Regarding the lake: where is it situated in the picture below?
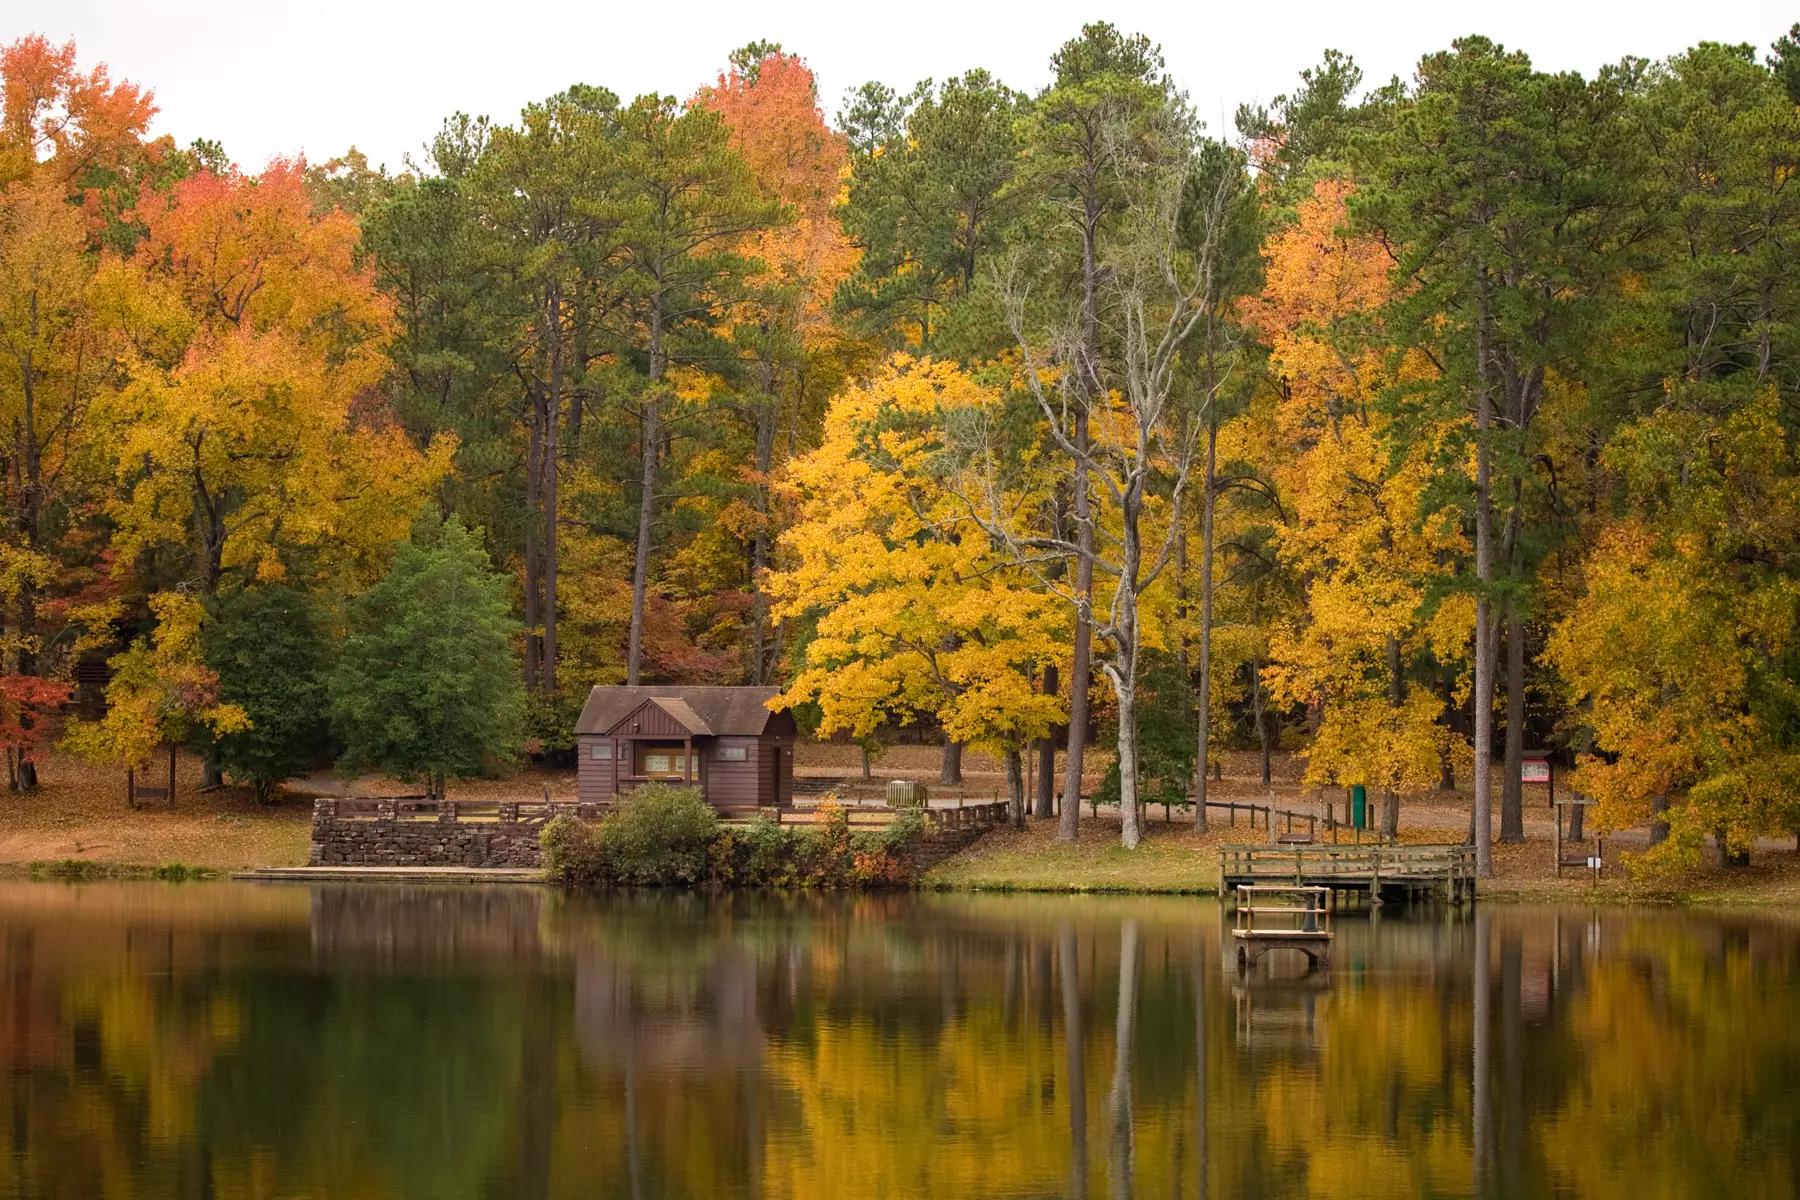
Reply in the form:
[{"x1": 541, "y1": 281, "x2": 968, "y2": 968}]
[{"x1": 0, "y1": 883, "x2": 1794, "y2": 1199}]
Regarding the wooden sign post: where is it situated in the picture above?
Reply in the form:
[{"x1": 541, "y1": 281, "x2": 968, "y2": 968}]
[
  {"x1": 1554, "y1": 797, "x2": 1598, "y2": 879},
  {"x1": 1522, "y1": 751, "x2": 1554, "y2": 806}
]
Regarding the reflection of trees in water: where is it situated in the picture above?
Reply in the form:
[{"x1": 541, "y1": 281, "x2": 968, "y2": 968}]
[
  {"x1": 310, "y1": 883, "x2": 546, "y2": 967},
  {"x1": 1106, "y1": 919, "x2": 1139, "y2": 1200},
  {"x1": 0, "y1": 885, "x2": 1797, "y2": 1198}
]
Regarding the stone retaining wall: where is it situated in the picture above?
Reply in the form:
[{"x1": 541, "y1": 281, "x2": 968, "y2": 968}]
[
  {"x1": 309, "y1": 799, "x2": 544, "y2": 868},
  {"x1": 308, "y1": 798, "x2": 1012, "y2": 872}
]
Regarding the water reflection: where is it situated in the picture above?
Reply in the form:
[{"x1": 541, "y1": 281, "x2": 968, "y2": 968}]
[{"x1": 0, "y1": 884, "x2": 1795, "y2": 1199}]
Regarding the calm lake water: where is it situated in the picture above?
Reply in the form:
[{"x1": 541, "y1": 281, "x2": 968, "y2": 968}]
[{"x1": 0, "y1": 883, "x2": 1795, "y2": 1199}]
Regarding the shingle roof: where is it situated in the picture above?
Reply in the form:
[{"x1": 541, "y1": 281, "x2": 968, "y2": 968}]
[{"x1": 574, "y1": 686, "x2": 783, "y2": 737}]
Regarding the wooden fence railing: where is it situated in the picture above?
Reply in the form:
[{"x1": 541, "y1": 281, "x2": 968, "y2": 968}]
[
  {"x1": 1202, "y1": 799, "x2": 1392, "y2": 845},
  {"x1": 314, "y1": 797, "x2": 1014, "y2": 836}
]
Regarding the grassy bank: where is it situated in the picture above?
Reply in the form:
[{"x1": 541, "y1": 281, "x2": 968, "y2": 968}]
[{"x1": 922, "y1": 805, "x2": 1800, "y2": 905}]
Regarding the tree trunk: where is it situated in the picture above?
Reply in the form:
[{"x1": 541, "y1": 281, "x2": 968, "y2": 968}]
[
  {"x1": 1649, "y1": 792, "x2": 1669, "y2": 845},
  {"x1": 1439, "y1": 668, "x2": 1457, "y2": 790},
  {"x1": 627, "y1": 292, "x2": 663, "y2": 686},
  {"x1": 542, "y1": 284, "x2": 562, "y2": 694},
  {"x1": 1116, "y1": 661, "x2": 1142, "y2": 851},
  {"x1": 1192, "y1": 419, "x2": 1216, "y2": 831},
  {"x1": 1006, "y1": 748, "x2": 1025, "y2": 830},
  {"x1": 860, "y1": 744, "x2": 871, "y2": 780},
  {"x1": 523, "y1": 383, "x2": 543, "y2": 692},
  {"x1": 748, "y1": 356, "x2": 779, "y2": 684},
  {"x1": 1472, "y1": 282, "x2": 1497, "y2": 878},
  {"x1": 1060, "y1": 410, "x2": 1093, "y2": 843},
  {"x1": 939, "y1": 740, "x2": 963, "y2": 786},
  {"x1": 1500, "y1": 607, "x2": 1526, "y2": 843},
  {"x1": 1035, "y1": 664, "x2": 1058, "y2": 819},
  {"x1": 1383, "y1": 635, "x2": 1403, "y2": 840},
  {"x1": 1062, "y1": 174, "x2": 1103, "y2": 846}
]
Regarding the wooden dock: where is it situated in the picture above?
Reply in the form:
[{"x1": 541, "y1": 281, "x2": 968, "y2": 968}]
[
  {"x1": 1218, "y1": 843, "x2": 1476, "y2": 905},
  {"x1": 1232, "y1": 885, "x2": 1333, "y2": 971}
]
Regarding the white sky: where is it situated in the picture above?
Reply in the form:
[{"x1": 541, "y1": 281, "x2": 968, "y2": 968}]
[{"x1": 7, "y1": 0, "x2": 1794, "y2": 173}]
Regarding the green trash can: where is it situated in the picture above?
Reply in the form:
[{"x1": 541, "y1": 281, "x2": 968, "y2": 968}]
[{"x1": 1351, "y1": 784, "x2": 1367, "y2": 829}]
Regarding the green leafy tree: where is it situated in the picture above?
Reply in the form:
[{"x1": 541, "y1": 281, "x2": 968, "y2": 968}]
[
  {"x1": 603, "y1": 95, "x2": 782, "y2": 686},
  {"x1": 836, "y1": 70, "x2": 1027, "y2": 355},
  {"x1": 204, "y1": 585, "x2": 334, "y2": 804},
  {"x1": 330, "y1": 518, "x2": 524, "y2": 797},
  {"x1": 1352, "y1": 38, "x2": 1627, "y2": 872}
]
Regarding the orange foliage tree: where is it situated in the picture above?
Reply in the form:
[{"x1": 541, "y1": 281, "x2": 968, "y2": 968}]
[
  {"x1": 94, "y1": 159, "x2": 452, "y2": 597},
  {"x1": 697, "y1": 46, "x2": 860, "y2": 683}
]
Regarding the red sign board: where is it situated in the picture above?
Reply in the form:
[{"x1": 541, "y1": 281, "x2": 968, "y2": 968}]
[{"x1": 1522, "y1": 758, "x2": 1551, "y2": 784}]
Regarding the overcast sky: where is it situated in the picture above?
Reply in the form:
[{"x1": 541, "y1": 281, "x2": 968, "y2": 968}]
[{"x1": 9, "y1": 1, "x2": 1794, "y2": 173}]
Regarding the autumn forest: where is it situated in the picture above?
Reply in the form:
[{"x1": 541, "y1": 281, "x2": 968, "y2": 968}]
[{"x1": 3, "y1": 24, "x2": 1799, "y2": 878}]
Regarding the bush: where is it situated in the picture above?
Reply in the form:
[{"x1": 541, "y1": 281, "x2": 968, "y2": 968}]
[
  {"x1": 544, "y1": 784, "x2": 720, "y2": 887},
  {"x1": 739, "y1": 812, "x2": 798, "y2": 886},
  {"x1": 543, "y1": 791, "x2": 932, "y2": 890},
  {"x1": 541, "y1": 813, "x2": 607, "y2": 884},
  {"x1": 599, "y1": 784, "x2": 718, "y2": 885}
]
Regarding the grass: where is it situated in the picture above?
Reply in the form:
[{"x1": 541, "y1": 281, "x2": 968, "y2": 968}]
[
  {"x1": 923, "y1": 813, "x2": 1232, "y2": 893},
  {"x1": 924, "y1": 803, "x2": 1800, "y2": 905}
]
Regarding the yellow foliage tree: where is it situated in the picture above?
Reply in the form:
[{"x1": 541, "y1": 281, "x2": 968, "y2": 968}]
[
  {"x1": 1547, "y1": 393, "x2": 1800, "y2": 868},
  {"x1": 92, "y1": 159, "x2": 452, "y2": 595},
  {"x1": 64, "y1": 590, "x2": 248, "y2": 771},
  {"x1": 769, "y1": 355, "x2": 1065, "y2": 820},
  {"x1": 1248, "y1": 180, "x2": 1466, "y2": 833}
]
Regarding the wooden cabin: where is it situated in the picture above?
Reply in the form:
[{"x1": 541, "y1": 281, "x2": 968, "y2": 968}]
[{"x1": 574, "y1": 686, "x2": 796, "y2": 810}]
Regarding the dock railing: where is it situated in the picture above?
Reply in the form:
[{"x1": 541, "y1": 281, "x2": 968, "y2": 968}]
[{"x1": 1219, "y1": 842, "x2": 1476, "y2": 904}]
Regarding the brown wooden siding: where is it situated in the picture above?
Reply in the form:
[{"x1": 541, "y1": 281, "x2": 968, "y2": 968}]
[
  {"x1": 605, "y1": 700, "x2": 697, "y2": 739},
  {"x1": 577, "y1": 733, "x2": 793, "y2": 810},
  {"x1": 577, "y1": 736, "x2": 618, "y2": 804},
  {"x1": 704, "y1": 737, "x2": 762, "y2": 807}
]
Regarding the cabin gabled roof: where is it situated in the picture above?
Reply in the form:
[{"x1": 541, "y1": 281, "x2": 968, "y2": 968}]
[{"x1": 575, "y1": 686, "x2": 783, "y2": 738}]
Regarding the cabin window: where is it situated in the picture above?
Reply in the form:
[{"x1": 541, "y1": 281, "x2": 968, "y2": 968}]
[
  {"x1": 590, "y1": 742, "x2": 613, "y2": 760},
  {"x1": 636, "y1": 744, "x2": 689, "y2": 776},
  {"x1": 717, "y1": 745, "x2": 747, "y2": 762}
]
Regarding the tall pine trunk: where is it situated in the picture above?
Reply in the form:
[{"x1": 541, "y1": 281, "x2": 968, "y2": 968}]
[
  {"x1": 748, "y1": 354, "x2": 778, "y2": 684},
  {"x1": 1061, "y1": 181, "x2": 1103, "y2": 845},
  {"x1": 1060, "y1": 409, "x2": 1093, "y2": 842},
  {"x1": 627, "y1": 291, "x2": 663, "y2": 686},
  {"x1": 542, "y1": 284, "x2": 561, "y2": 694},
  {"x1": 1006, "y1": 748, "x2": 1025, "y2": 830},
  {"x1": 1192, "y1": 419, "x2": 1216, "y2": 830},
  {"x1": 1500, "y1": 609, "x2": 1525, "y2": 843},
  {"x1": 1383, "y1": 634, "x2": 1403, "y2": 840},
  {"x1": 1035, "y1": 665, "x2": 1058, "y2": 819},
  {"x1": 523, "y1": 380, "x2": 543, "y2": 692},
  {"x1": 1472, "y1": 280, "x2": 1497, "y2": 877}
]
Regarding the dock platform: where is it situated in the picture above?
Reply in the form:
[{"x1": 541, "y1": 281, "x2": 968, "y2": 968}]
[
  {"x1": 1219, "y1": 843, "x2": 1476, "y2": 905},
  {"x1": 1232, "y1": 885, "x2": 1333, "y2": 971}
]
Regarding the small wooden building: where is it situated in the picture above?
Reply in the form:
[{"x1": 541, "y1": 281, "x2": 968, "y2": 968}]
[{"x1": 574, "y1": 686, "x2": 796, "y2": 810}]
